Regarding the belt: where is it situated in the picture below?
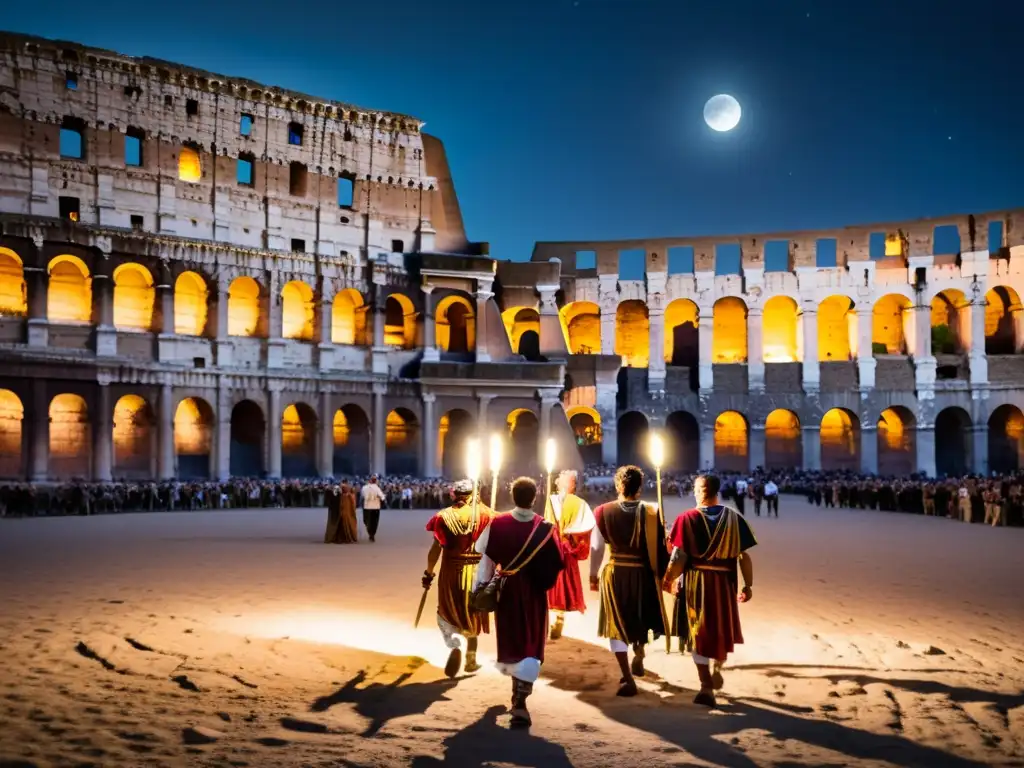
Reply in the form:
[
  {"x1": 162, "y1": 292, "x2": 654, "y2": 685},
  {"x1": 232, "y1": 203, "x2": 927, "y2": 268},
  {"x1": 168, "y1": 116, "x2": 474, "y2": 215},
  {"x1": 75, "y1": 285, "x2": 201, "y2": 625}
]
[
  {"x1": 691, "y1": 563, "x2": 731, "y2": 573},
  {"x1": 445, "y1": 553, "x2": 482, "y2": 564},
  {"x1": 609, "y1": 554, "x2": 644, "y2": 567}
]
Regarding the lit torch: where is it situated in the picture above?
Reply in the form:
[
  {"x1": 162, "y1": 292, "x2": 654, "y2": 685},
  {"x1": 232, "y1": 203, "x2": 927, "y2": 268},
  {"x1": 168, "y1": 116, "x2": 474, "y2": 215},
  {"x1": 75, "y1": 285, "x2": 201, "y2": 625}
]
[
  {"x1": 649, "y1": 431, "x2": 671, "y2": 653},
  {"x1": 489, "y1": 433, "x2": 503, "y2": 512}
]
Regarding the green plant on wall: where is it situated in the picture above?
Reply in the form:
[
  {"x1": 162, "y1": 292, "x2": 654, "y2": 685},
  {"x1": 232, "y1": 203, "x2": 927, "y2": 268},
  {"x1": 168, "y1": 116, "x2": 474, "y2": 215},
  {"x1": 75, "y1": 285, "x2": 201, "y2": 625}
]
[{"x1": 931, "y1": 324, "x2": 957, "y2": 354}]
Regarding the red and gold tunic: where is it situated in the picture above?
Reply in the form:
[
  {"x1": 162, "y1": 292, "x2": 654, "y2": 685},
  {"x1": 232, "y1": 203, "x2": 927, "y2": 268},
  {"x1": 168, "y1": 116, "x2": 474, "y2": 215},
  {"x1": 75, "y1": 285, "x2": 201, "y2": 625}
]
[
  {"x1": 545, "y1": 493, "x2": 595, "y2": 613},
  {"x1": 425, "y1": 500, "x2": 494, "y2": 637}
]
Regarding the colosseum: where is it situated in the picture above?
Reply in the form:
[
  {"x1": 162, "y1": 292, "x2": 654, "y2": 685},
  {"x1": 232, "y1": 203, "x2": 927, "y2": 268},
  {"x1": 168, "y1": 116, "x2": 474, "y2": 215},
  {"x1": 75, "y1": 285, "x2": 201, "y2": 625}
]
[{"x1": 1, "y1": 31, "x2": 1023, "y2": 483}]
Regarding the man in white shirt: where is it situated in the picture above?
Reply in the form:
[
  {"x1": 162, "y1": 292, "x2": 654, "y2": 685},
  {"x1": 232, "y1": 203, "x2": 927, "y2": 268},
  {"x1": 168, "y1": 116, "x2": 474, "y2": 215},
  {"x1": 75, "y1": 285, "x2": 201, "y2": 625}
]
[
  {"x1": 734, "y1": 477, "x2": 748, "y2": 517},
  {"x1": 764, "y1": 480, "x2": 779, "y2": 517},
  {"x1": 360, "y1": 475, "x2": 387, "y2": 542}
]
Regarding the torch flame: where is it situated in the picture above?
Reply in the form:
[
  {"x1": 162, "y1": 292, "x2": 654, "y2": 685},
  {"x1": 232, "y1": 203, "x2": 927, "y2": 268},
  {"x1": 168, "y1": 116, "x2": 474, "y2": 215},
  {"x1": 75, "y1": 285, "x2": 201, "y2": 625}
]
[
  {"x1": 650, "y1": 432, "x2": 665, "y2": 469},
  {"x1": 466, "y1": 438, "x2": 481, "y2": 481},
  {"x1": 489, "y1": 433, "x2": 503, "y2": 474},
  {"x1": 545, "y1": 437, "x2": 556, "y2": 474}
]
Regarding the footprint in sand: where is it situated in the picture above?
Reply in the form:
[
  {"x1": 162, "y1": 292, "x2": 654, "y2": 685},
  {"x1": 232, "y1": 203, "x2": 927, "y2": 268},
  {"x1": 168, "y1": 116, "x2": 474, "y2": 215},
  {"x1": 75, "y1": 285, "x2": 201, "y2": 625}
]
[
  {"x1": 182, "y1": 726, "x2": 223, "y2": 745},
  {"x1": 280, "y1": 717, "x2": 329, "y2": 734},
  {"x1": 255, "y1": 736, "x2": 290, "y2": 747}
]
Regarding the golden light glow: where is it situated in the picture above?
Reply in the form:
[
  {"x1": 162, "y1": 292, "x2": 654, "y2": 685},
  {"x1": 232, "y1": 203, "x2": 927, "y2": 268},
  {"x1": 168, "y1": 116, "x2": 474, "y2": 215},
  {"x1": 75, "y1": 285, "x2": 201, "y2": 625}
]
[
  {"x1": 178, "y1": 146, "x2": 202, "y2": 183},
  {"x1": 878, "y1": 407, "x2": 911, "y2": 453},
  {"x1": 664, "y1": 299, "x2": 699, "y2": 364},
  {"x1": 762, "y1": 296, "x2": 799, "y2": 363},
  {"x1": 872, "y1": 294, "x2": 911, "y2": 354},
  {"x1": 0, "y1": 247, "x2": 27, "y2": 317},
  {"x1": 385, "y1": 409, "x2": 415, "y2": 449},
  {"x1": 544, "y1": 437, "x2": 556, "y2": 474},
  {"x1": 930, "y1": 290, "x2": 965, "y2": 353},
  {"x1": 438, "y1": 410, "x2": 473, "y2": 471},
  {"x1": 333, "y1": 409, "x2": 350, "y2": 447},
  {"x1": 713, "y1": 410, "x2": 748, "y2": 471},
  {"x1": 174, "y1": 271, "x2": 208, "y2": 336},
  {"x1": 47, "y1": 255, "x2": 91, "y2": 324},
  {"x1": 566, "y1": 406, "x2": 602, "y2": 448},
  {"x1": 281, "y1": 280, "x2": 315, "y2": 341},
  {"x1": 818, "y1": 295, "x2": 855, "y2": 361},
  {"x1": 49, "y1": 393, "x2": 88, "y2": 459},
  {"x1": 884, "y1": 233, "x2": 903, "y2": 257},
  {"x1": 765, "y1": 409, "x2": 801, "y2": 470},
  {"x1": 615, "y1": 299, "x2": 650, "y2": 368},
  {"x1": 113, "y1": 394, "x2": 153, "y2": 471},
  {"x1": 489, "y1": 433, "x2": 503, "y2": 474},
  {"x1": 649, "y1": 432, "x2": 665, "y2": 468},
  {"x1": 436, "y1": 295, "x2": 476, "y2": 354},
  {"x1": 466, "y1": 437, "x2": 481, "y2": 481},
  {"x1": 712, "y1": 297, "x2": 748, "y2": 363},
  {"x1": 501, "y1": 307, "x2": 540, "y2": 354},
  {"x1": 820, "y1": 408, "x2": 859, "y2": 470},
  {"x1": 984, "y1": 286, "x2": 1018, "y2": 343},
  {"x1": 0, "y1": 389, "x2": 24, "y2": 477},
  {"x1": 174, "y1": 397, "x2": 213, "y2": 456},
  {"x1": 332, "y1": 288, "x2": 367, "y2": 345},
  {"x1": 560, "y1": 301, "x2": 600, "y2": 355},
  {"x1": 112, "y1": 262, "x2": 155, "y2": 331},
  {"x1": 384, "y1": 293, "x2": 417, "y2": 348},
  {"x1": 227, "y1": 276, "x2": 260, "y2": 337}
]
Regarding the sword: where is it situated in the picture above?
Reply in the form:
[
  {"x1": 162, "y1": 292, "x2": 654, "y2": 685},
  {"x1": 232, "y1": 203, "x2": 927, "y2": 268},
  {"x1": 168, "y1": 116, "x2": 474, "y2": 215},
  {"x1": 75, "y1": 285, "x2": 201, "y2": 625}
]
[{"x1": 414, "y1": 585, "x2": 430, "y2": 628}]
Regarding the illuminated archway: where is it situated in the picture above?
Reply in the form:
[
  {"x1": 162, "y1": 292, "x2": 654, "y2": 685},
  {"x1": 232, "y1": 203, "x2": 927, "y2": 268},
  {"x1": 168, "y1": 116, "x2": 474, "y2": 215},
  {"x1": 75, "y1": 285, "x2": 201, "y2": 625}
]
[
  {"x1": 49, "y1": 393, "x2": 90, "y2": 480},
  {"x1": 616, "y1": 411, "x2": 649, "y2": 468},
  {"x1": 503, "y1": 307, "x2": 541, "y2": 360},
  {"x1": 227, "y1": 276, "x2": 261, "y2": 337},
  {"x1": 935, "y1": 407, "x2": 972, "y2": 477},
  {"x1": 566, "y1": 406, "x2": 602, "y2": 466},
  {"x1": 985, "y1": 286, "x2": 1020, "y2": 355},
  {"x1": 174, "y1": 397, "x2": 214, "y2": 479},
  {"x1": 666, "y1": 411, "x2": 700, "y2": 473},
  {"x1": 930, "y1": 289, "x2": 966, "y2": 354},
  {"x1": 818, "y1": 295, "x2": 856, "y2": 361},
  {"x1": 439, "y1": 409, "x2": 475, "y2": 477},
  {"x1": 0, "y1": 389, "x2": 24, "y2": 478},
  {"x1": 174, "y1": 271, "x2": 208, "y2": 336},
  {"x1": 878, "y1": 406, "x2": 916, "y2": 477},
  {"x1": 386, "y1": 408, "x2": 419, "y2": 475},
  {"x1": 714, "y1": 411, "x2": 748, "y2": 472},
  {"x1": 615, "y1": 300, "x2": 650, "y2": 368},
  {"x1": 112, "y1": 262, "x2": 155, "y2": 331},
  {"x1": 178, "y1": 146, "x2": 202, "y2": 182},
  {"x1": 765, "y1": 409, "x2": 801, "y2": 470},
  {"x1": 664, "y1": 299, "x2": 699, "y2": 366},
  {"x1": 333, "y1": 404, "x2": 370, "y2": 476},
  {"x1": 560, "y1": 301, "x2": 600, "y2": 355},
  {"x1": 505, "y1": 408, "x2": 539, "y2": 472},
  {"x1": 384, "y1": 293, "x2": 417, "y2": 348},
  {"x1": 0, "y1": 247, "x2": 27, "y2": 317},
  {"x1": 281, "y1": 280, "x2": 315, "y2": 341},
  {"x1": 230, "y1": 400, "x2": 265, "y2": 477},
  {"x1": 762, "y1": 297, "x2": 800, "y2": 362},
  {"x1": 436, "y1": 295, "x2": 476, "y2": 355},
  {"x1": 47, "y1": 255, "x2": 91, "y2": 324},
  {"x1": 820, "y1": 408, "x2": 860, "y2": 472},
  {"x1": 332, "y1": 289, "x2": 368, "y2": 345},
  {"x1": 281, "y1": 402, "x2": 317, "y2": 477},
  {"x1": 712, "y1": 297, "x2": 747, "y2": 363},
  {"x1": 989, "y1": 404, "x2": 1024, "y2": 474},
  {"x1": 113, "y1": 394, "x2": 154, "y2": 477},
  {"x1": 872, "y1": 294, "x2": 911, "y2": 354}
]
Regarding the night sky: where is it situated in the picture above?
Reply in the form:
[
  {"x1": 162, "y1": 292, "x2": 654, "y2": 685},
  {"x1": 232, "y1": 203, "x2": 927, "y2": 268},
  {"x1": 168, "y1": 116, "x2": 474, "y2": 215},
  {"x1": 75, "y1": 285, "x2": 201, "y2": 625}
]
[{"x1": 5, "y1": 0, "x2": 1023, "y2": 261}]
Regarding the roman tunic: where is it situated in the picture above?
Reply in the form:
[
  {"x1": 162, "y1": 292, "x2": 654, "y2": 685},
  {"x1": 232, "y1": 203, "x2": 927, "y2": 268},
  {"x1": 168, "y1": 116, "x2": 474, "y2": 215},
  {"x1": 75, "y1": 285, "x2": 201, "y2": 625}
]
[
  {"x1": 668, "y1": 505, "x2": 757, "y2": 661},
  {"x1": 545, "y1": 492, "x2": 596, "y2": 613},
  {"x1": 591, "y1": 500, "x2": 669, "y2": 644},
  {"x1": 338, "y1": 486, "x2": 359, "y2": 543},
  {"x1": 425, "y1": 500, "x2": 493, "y2": 639}
]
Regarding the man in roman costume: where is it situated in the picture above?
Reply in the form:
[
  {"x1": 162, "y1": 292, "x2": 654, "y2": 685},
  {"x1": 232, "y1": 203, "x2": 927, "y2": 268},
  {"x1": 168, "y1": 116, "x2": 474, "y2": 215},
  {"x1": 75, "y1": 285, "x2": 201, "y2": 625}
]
[
  {"x1": 422, "y1": 479, "x2": 493, "y2": 678},
  {"x1": 545, "y1": 469, "x2": 596, "y2": 640},
  {"x1": 590, "y1": 465, "x2": 669, "y2": 697},
  {"x1": 663, "y1": 473, "x2": 756, "y2": 708}
]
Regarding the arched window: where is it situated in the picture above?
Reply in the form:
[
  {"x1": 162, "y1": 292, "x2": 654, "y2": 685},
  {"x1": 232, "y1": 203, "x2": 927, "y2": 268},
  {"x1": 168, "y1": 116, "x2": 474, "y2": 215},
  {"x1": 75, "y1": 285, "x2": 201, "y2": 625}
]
[
  {"x1": 47, "y1": 255, "x2": 92, "y2": 324},
  {"x1": 0, "y1": 248, "x2": 27, "y2": 317},
  {"x1": 227, "y1": 276, "x2": 260, "y2": 337},
  {"x1": 178, "y1": 146, "x2": 202, "y2": 183},
  {"x1": 174, "y1": 271, "x2": 208, "y2": 336},
  {"x1": 281, "y1": 280, "x2": 315, "y2": 341},
  {"x1": 112, "y1": 263, "x2": 155, "y2": 331}
]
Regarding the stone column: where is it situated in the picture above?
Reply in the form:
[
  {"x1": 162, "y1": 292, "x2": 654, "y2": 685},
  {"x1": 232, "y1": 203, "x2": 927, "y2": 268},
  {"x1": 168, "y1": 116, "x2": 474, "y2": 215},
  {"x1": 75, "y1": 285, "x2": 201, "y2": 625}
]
[
  {"x1": 422, "y1": 284, "x2": 438, "y2": 362},
  {"x1": 856, "y1": 307, "x2": 876, "y2": 389},
  {"x1": 213, "y1": 283, "x2": 233, "y2": 367},
  {"x1": 94, "y1": 272, "x2": 117, "y2": 357},
  {"x1": 600, "y1": 416, "x2": 617, "y2": 466},
  {"x1": 477, "y1": 394, "x2": 493, "y2": 435},
  {"x1": 972, "y1": 424, "x2": 989, "y2": 476},
  {"x1": 969, "y1": 298, "x2": 988, "y2": 384},
  {"x1": 372, "y1": 286, "x2": 386, "y2": 348},
  {"x1": 915, "y1": 426, "x2": 936, "y2": 477},
  {"x1": 801, "y1": 306, "x2": 820, "y2": 393},
  {"x1": 157, "y1": 282, "x2": 176, "y2": 362},
  {"x1": 747, "y1": 307, "x2": 765, "y2": 393},
  {"x1": 537, "y1": 285, "x2": 566, "y2": 358},
  {"x1": 371, "y1": 383, "x2": 386, "y2": 475},
  {"x1": 1012, "y1": 305, "x2": 1024, "y2": 353},
  {"x1": 700, "y1": 426, "x2": 715, "y2": 470},
  {"x1": 599, "y1": 275, "x2": 617, "y2": 356},
  {"x1": 30, "y1": 384, "x2": 49, "y2": 481},
  {"x1": 475, "y1": 279, "x2": 493, "y2": 363},
  {"x1": 318, "y1": 390, "x2": 333, "y2": 478},
  {"x1": 648, "y1": 307, "x2": 666, "y2": 394},
  {"x1": 537, "y1": 396, "x2": 556, "y2": 470},
  {"x1": 267, "y1": 387, "x2": 282, "y2": 480},
  {"x1": 748, "y1": 424, "x2": 766, "y2": 471},
  {"x1": 912, "y1": 301, "x2": 936, "y2": 391},
  {"x1": 698, "y1": 306, "x2": 714, "y2": 393},
  {"x1": 317, "y1": 295, "x2": 334, "y2": 372},
  {"x1": 802, "y1": 426, "x2": 821, "y2": 470},
  {"x1": 159, "y1": 381, "x2": 174, "y2": 480},
  {"x1": 267, "y1": 275, "x2": 285, "y2": 369},
  {"x1": 216, "y1": 389, "x2": 231, "y2": 481},
  {"x1": 26, "y1": 266, "x2": 48, "y2": 347},
  {"x1": 860, "y1": 425, "x2": 878, "y2": 475},
  {"x1": 421, "y1": 393, "x2": 440, "y2": 477},
  {"x1": 93, "y1": 382, "x2": 112, "y2": 481}
]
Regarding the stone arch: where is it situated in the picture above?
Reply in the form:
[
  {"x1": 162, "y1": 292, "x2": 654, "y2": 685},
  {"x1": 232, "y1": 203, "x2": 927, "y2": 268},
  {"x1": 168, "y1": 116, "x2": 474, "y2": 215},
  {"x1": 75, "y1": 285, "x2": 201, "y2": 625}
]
[
  {"x1": 566, "y1": 406, "x2": 602, "y2": 466},
  {"x1": 281, "y1": 280, "x2": 315, "y2": 341},
  {"x1": 439, "y1": 408, "x2": 475, "y2": 477},
  {"x1": 935, "y1": 407, "x2": 972, "y2": 477},
  {"x1": 878, "y1": 406, "x2": 916, "y2": 477},
  {"x1": 178, "y1": 145, "x2": 202, "y2": 182},
  {"x1": 615, "y1": 299, "x2": 650, "y2": 368},
  {"x1": 712, "y1": 297, "x2": 747, "y2": 363},
  {"x1": 665, "y1": 411, "x2": 700, "y2": 473},
  {"x1": 112, "y1": 262, "x2": 155, "y2": 331},
  {"x1": 174, "y1": 396, "x2": 214, "y2": 479},
  {"x1": 384, "y1": 293, "x2": 417, "y2": 348},
  {"x1": 664, "y1": 299, "x2": 699, "y2": 367},
  {"x1": 984, "y1": 285, "x2": 1020, "y2": 355},
  {"x1": 762, "y1": 296, "x2": 800, "y2": 362},
  {"x1": 616, "y1": 411, "x2": 649, "y2": 468},
  {"x1": 228, "y1": 276, "x2": 261, "y2": 337},
  {"x1": 174, "y1": 271, "x2": 208, "y2": 336},
  {"x1": 560, "y1": 301, "x2": 600, "y2": 355},
  {"x1": 714, "y1": 411, "x2": 748, "y2": 472},
  {"x1": 930, "y1": 289, "x2": 967, "y2": 354},
  {"x1": 0, "y1": 247, "x2": 27, "y2": 317},
  {"x1": 49, "y1": 393, "x2": 90, "y2": 480},
  {"x1": 988, "y1": 404, "x2": 1024, "y2": 474},
  {"x1": 503, "y1": 307, "x2": 541, "y2": 360},
  {"x1": 332, "y1": 288, "x2": 368, "y2": 345},
  {"x1": 48, "y1": 254, "x2": 92, "y2": 324},
  {"x1": 820, "y1": 408, "x2": 860, "y2": 472},
  {"x1": 764, "y1": 409, "x2": 801, "y2": 470},
  {"x1": 506, "y1": 408, "x2": 539, "y2": 472},
  {"x1": 818, "y1": 295, "x2": 856, "y2": 361},
  {"x1": 333, "y1": 404, "x2": 370, "y2": 476},
  {"x1": 230, "y1": 399, "x2": 265, "y2": 477},
  {"x1": 112, "y1": 394, "x2": 155, "y2": 478},
  {"x1": 281, "y1": 402, "x2": 317, "y2": 477},
  {"x1": 0, "y1": 388, "x2": 24, "y2": 478},
  {"x1": 436, "y1": 294, "x2": 475, "y2": 355},
  {"x1": 872, "y1": 294, "x2": 912, "y2": 354},
  {"x1": 386, "y1": 407, "x2": 419, "y2": 475}
]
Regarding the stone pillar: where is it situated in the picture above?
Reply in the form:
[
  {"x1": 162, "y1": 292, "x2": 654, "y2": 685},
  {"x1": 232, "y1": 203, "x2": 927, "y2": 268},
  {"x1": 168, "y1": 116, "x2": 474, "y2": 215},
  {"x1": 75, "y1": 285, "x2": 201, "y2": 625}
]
[
  {"x1": 317, "y1": 389, "x2": 333, "y2": 478},
  {"x1": 972, "y1": 424, "x2": 989, "y2": 476},
  {"x1": 421, "y1": 393, "x2": 440, "y2": 477},
  {"x1": 747, "y1": 307, "x2": 765, "y2": 393},
  {"x1": 1012, "y1": 305, "x2": 1024, "y2": 353},
  {"x1": 537, "y1": 285, "x2": 566, "y2": 358},
  {"x1": 915, "y1": 426, "x2": 936, "y2": 477},
  {"x1": 371, "y1": 383, "x2": 386, "y2": 475},
  {"x1": 157, "y1": 282, "x2": 176, "y2": 362},
  {"x1": 802, "y1": 426, "x2": 821, "y2": 470},
  {"x1": 30, "y1": 384, "x2": 49, "y2": 481},
  {"x1": 912, "y1": 301, "x2": 936, "y2": 391},
  {"x1": 538, "y1": 396, "x2": 555, "y2": 470},
  {"x1": 969, "y1": 299, "x2": 988, "y2": 384},
  {"x1": 477, "y1": 394, "x2": 493, "y2": 435},
  {"x1": 801, "y1": 306, "x2": 820, "y2": 393},
  {"x1": 648, "y1": 308, "x2": 666, "y2": 394},
  {"x1": 94, "y1": 272, "x2": 117, "y2": 357},
  {"x1": 267, "y1": 276, "x2": 285, "y2": 369},
  {"x1": 856, "y1": 307, "x2": 876, "y2": 389},
  {"x1": 700, "y1": 426, "x2": 715, "y2": 471},
  {"x1": 318, "y1": 295, "x2": 335, "y2": 372},
  {"x1": 372, "y1": 287, "x2": 386, "y2": 348},
  {"x1": 600, "y1": 417, "x2": 617, "y2": 466},
  {"x1": 216, "y1": 389, "x2": 231, "y2": 481},
  {"x1": 26, "y1": 266, "x2": 48, "y2": 347},
  {"x1": 267, "y1": 387, "x2": 282, "y2": 480},
  {"x1": 698, "y1": 306, "x2": 714, "y2": 392},
  {"x1": 422, "y1": 284, "x2": 438, "y2": 362},
  {"x1": 475, "y1": 280, "x2": 493, "y2": 363},
  {"x1": 599, "y1": 276, "x2": 617, "y2": 356},
  {"x1": 213, "y1": 284, "x2": 233, "y2": 367},
  {"x1": 93, "y1": 382, "x2": 112, "y2": 481},
  {"x1": 159, "y1": 381, "x2": 174, "y2": 480},
  {"x1": 860, "y1": 425, "x2": 878, "y2": 475},
  {"x1": 748, "y1": 424, "x2": 765, "y2": 471}
]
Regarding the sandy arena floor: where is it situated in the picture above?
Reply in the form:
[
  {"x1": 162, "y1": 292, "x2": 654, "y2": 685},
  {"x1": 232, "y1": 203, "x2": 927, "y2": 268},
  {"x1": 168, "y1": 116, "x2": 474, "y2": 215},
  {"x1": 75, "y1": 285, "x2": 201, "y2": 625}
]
[{"x1": 1, "y1": 496, "x2": 1022, "y2": 768}]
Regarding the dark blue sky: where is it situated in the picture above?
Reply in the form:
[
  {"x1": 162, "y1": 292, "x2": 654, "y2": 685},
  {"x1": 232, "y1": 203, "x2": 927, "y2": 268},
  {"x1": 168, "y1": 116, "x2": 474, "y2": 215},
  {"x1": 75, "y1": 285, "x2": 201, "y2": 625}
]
[{"x1": 5, "y1": 0, "x2": 1023, "y2": 260}]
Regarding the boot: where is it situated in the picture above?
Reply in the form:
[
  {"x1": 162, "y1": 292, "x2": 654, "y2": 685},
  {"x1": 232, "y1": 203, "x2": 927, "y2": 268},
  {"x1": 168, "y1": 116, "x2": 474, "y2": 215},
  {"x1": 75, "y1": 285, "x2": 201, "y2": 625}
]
[
  {"x1": 549, "y1": 613, "x2": 564, "y2": 641},
  {"x1": 444, "y1": 647, "x2": 462, "y2": 678},
  {"x1": 464, "y1": 638, "x2": 481, "y2": 674},
  {"x1": 510, "y1": 677, "x2": 533, "y2": 727},
  {"x1": 694, "y1": 663, "x2": 717, "y2": 708}
]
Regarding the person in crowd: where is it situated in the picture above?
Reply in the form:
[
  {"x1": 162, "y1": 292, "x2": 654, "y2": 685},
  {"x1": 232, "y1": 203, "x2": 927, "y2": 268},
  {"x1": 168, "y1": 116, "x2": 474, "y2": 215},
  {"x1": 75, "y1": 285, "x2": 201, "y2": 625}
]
[
  {"x1": 360, "y1": 475, "x2": 387, "y2": 542},
  {"x1": 544, "y1": 469, "x2": 596, "y2": 641},
  {"x1": 763, "y1": 478, "x2": 779, "y2": 517}
]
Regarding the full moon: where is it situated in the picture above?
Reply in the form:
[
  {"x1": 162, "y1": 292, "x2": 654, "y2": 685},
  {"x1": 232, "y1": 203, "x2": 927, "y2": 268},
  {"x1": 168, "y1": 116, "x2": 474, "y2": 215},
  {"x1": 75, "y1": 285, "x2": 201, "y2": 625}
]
[{"x1": 704, "y1": 94, "x2": 741, "y2": 132}]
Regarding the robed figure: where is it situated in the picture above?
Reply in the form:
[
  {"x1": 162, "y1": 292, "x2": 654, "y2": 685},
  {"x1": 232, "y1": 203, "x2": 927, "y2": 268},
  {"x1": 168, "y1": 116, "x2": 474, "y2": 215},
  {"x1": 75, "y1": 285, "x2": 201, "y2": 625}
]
[
  {"x1": 544, "y1": 469, "x2": 596, "y2": 640},
  {"x1": 324, "y1": 482, "x2": 359, "y2": 544}
]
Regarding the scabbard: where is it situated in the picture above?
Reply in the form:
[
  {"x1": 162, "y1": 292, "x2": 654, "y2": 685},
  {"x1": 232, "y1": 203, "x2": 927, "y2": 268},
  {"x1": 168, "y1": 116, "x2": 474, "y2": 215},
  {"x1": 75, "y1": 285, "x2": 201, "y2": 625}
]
[{"x1": 414, "y1": 586, "x2": 430, "y2": 628}]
